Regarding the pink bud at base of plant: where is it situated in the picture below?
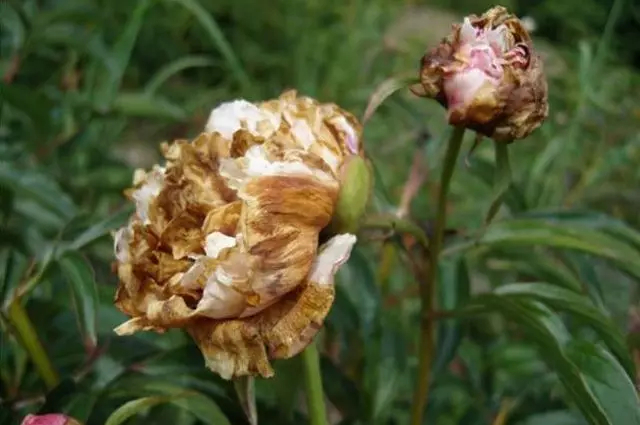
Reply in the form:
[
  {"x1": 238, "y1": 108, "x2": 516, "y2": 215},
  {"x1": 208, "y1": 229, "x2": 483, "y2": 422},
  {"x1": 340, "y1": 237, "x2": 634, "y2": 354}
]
[{"x1": 20, "y1": 414, "x2": 82, "y2": 425}]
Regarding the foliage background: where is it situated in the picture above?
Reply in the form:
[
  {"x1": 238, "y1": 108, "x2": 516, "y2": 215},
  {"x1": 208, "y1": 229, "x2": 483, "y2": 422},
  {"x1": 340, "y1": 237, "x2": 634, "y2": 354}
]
[{"x1": 1, "y1": 0, "x2": 640, "y2": 424}]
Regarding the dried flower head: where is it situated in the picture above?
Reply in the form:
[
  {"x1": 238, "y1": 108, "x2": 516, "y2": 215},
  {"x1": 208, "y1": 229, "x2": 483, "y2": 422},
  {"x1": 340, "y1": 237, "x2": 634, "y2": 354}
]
[
  {"x1": 112, "y1": 90, "x2": 363, "y2": 379},
  {"x1": 412, "y1": 6, "x2": 548, "y2": 142}
]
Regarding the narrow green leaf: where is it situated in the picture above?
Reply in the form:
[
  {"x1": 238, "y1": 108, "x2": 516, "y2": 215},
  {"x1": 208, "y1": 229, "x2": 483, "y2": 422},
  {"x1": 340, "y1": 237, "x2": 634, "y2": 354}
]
[
  {"x1": 58, "y1": 252, "x2": 98, "y2": 347},
  {"x1": 144, "y1": 55, "x2": 217, "y2": 95},
  {"x1": 105, "y1": 396, "x2": 173, "y2": 425},
  {"x1": 470, "y1": 295, "x2": 615, "y2": 425},
  {"x1": 68, "y1": 206, "x2": 133, "y2": 252},
  {"x1": 112, "y1": 92, "x2": 187, "y2": 120},
  {"x1": 560, "y1": 252, "x2": 606, "y2": 310},
  {"x1": 165, "y1": 0, "x2": 250, "y2": 89},
  {"x1": 0, "y1": 164, "x2": 76, "y2": 220},
  {"x1": 483, "y1": 249, "x2": 583, "y2": 292},
  {"x1": 495, "y1": 283, "x2": 635, "y2": 379},
  {"x1": 484, "y1": 141, "x2": 512, "y2": 224},
  {"x1": 92, "y1": 0, "x2": 152, "y2": 109},
  {"x1": 107, "y1": 377, "x2": 231, "y2": 424},
  {"x1": 566, "y1": 341, "x2": 640, "y2": 425},
  {"x1": 446, "y1": 218, "x2": 640, "y2": 281},
  {"x1": 169, "y1": 391, "x2": 231, "y2": 425},
  {"x1": 362, "y1": 74, "x2": 420, "y2": 123}
]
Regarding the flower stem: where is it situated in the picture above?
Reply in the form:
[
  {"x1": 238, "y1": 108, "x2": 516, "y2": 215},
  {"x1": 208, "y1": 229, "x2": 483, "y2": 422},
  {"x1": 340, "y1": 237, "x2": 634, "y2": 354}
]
[
  {"x1": 302, "y1": 342, "x2": 328, "y2": 425},
  {"x1": 8, "y1": 299, "x2": 60, "y2": 390},
  {"x1": 410, "y1": 126, "x2": 465, "y2": 425}
]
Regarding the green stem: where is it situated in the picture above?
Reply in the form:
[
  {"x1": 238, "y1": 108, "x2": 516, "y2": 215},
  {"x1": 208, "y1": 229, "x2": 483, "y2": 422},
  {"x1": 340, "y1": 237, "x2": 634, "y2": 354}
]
[
  {"x1": 410, "y1": 126, "x2": 465, "y2": 425},
  {"x1": 302, "y1": 342, "x2": 328, "y2": 425},
  {"x1": 8, "y1": 299, "x2": 60, "y2": 390}
]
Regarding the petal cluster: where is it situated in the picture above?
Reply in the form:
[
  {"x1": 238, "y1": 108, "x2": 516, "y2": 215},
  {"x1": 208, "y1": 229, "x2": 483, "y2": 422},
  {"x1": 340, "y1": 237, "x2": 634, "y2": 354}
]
[
  {"x1": 413, "y1": 6, "x2": 548, "y2": 142},
  {"x1": 113, "y1": 90, "x2": 360, "y2": 379}
]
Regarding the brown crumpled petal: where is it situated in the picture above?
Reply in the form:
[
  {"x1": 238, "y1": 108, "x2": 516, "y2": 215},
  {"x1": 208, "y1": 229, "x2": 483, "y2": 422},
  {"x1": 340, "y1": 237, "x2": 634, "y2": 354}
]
[
  {"x1": 112, "y1": 91, "x2": 360, "y2": 379},
  {"x1": 412, "y1": 6, "x2": 548, "y2": 142}
]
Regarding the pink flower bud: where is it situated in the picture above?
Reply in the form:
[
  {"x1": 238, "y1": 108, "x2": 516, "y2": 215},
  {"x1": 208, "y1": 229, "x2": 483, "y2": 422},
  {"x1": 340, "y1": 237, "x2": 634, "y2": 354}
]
[
  {"x1": 412, "y1": 6, "x2": 548, "y2": 142},
  {"x1": 20, "y1": 414, "x2": 82, "y2": 425}
]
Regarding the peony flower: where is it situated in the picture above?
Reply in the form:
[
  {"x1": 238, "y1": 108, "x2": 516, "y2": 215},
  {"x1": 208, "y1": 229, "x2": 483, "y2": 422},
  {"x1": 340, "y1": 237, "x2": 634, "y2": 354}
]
[
  {"x1": 412, "y1": 6, "x2": 548, "y2": 142},
  {"x1": 112, "y1": 90, "x2": 366, "y2": 379},
  {"x1": 20, "y1": 414, "x2": 82, "y2": 425}
]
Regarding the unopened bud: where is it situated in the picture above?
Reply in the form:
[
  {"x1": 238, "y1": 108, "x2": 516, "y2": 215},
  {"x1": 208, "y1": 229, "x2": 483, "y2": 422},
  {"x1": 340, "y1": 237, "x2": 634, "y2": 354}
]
[{"x1": 325, "y1": 154, "x2": 373, "y2": 236}]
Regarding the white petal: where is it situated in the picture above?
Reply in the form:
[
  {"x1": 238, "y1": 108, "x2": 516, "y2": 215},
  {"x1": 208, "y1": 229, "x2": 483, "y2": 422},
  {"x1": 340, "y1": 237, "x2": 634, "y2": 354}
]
[
  {"x1": 460, "y1": 17, "x2": 477, "y2": 43},
  {"x1": 113, "y1": 226, "x2": 131, "y2": 263},
  {"x1": 219, "y1": 145, "x2": 335, "y2": 192},
  {"x1": 131, "y1": 166, "x2": 165, "y2": 223},
  {"x1": 331, "y1": 115, "x2": 359, "y2": 154},
  {"x1": 205, "y1": 99, "x2": 280, "y2": 139},
  {"x1": 195, "y1": 265, "x2": 246, "y2": 319},
  {"x1": 309, "y1": 234, "x2": 357, "y2": 286},
  {"x1": 204, "y1": 232, "x2": 237, "y2": 258}
]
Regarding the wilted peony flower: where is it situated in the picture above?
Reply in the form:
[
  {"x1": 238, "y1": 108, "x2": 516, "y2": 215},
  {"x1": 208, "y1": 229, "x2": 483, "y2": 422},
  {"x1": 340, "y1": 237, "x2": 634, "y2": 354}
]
[
  {"x1": 412, "y1": 6, "x2": 548, "y2": 142},
  {"x1": 112, "y1": 90, "x2": 366, "y2": 379},
  {"x1": 20, "y1": 414, "x2": 82, "y2": 425}
]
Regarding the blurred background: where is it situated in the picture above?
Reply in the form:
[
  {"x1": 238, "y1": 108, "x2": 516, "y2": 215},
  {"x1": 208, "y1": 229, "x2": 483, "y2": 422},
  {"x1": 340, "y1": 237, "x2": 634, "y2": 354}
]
[{"x1": 1, "y1": 0, "x2": 640, "y2": 424}]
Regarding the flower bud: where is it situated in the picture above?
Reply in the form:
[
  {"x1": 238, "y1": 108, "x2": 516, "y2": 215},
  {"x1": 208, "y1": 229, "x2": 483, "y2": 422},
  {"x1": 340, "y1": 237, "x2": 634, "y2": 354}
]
[
  {"x1": 412, "y1": 6, "x2": 548, "y2": 142},
  {"x1": 20, "y1": 414, "x2": 82, "y2": 425},
  {"x1": 324, "y1": 154, "x2": 372, "y2": 236},
  {"x1": 112, "y1": 90, "x2": 361, "y2": 379}
]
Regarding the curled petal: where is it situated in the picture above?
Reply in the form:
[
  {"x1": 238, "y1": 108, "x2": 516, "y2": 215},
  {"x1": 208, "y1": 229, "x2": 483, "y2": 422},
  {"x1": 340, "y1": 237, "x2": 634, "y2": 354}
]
[{"x1": 188, "y1": 234, "x2": 356, "y2": 379}]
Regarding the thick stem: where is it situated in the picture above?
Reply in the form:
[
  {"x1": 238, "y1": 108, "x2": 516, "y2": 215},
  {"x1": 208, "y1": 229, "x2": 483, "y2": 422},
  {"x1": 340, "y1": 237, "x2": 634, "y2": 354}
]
[
  {"x1": 302, "y1": 342, "x2": 328, "y2": 425},
  {"x1": 410, "y1": 126, "x2": 465, "y2": 425},
  {"x1": 8, "y1": 299, "x2": 60, "y2": 390}
]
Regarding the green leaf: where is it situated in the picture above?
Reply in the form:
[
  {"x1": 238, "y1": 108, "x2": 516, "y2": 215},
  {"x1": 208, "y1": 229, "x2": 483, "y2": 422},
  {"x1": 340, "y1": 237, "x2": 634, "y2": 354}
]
[
  {"x1": 144, "y1": 55, "x2": 217, "y2": 95},
  {"x1": 447, "y1": 217, "x2": 640, "y2": 281},
  {"x1": 362, "y1": 74, "x2": 420, "y2": 123},
  {"x1": 433, "y1": 256, "x2": 470, "y2": 374},
  {"x1": 469, "y1": 295, "x2": 634, "y2": 425},
  {"x1": 566, "y1": 341, "x2": 640, "y2": 425},
  {"x1": 105, "y1": 396, "x2": 174, "y2": 425},
  {"x1": 108, "y1": 378, "x2": 231, "y2": 425},
  {"x1": 164, "y1": 0, "x2": 250, "y2": 89},
  {"x1": 112, "y1": 92, "x2": 187, "y2": 120},
  {"x1": 0, "y1": 164, "x2": 76, "y2": 220},
  {"x1": 58, "y1": 252, "x2": 98, "y2": 347},
  {"x1": 484, "y1": 141, "x2": 512, "y2": 224},
  {"x1": 169, "y1": 391, "x2": 231, "y2": 425},
  {"x1": 92, "y1": 0, "x2": 152, "y2": 109},
  {"x1": 67, "y1": 206, "x2": 133, "y2": 252},
  {"x1": 494, "y1": 283, "x2": 635, "y2": 379},
  {"x1": 482, "y1": 249, "x2": 583, "y2": 292}
]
